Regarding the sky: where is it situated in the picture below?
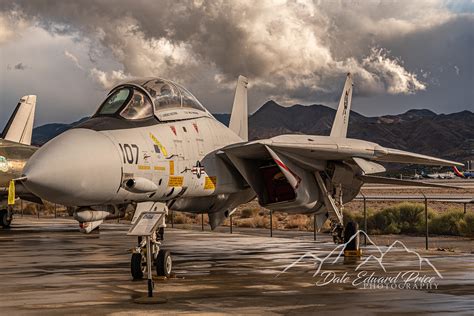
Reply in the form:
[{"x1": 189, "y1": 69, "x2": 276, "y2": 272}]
[{"x1": 0, "y1": 0, "x2": 473, "y2": 127}]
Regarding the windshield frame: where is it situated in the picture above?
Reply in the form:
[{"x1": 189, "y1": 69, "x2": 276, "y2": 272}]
[{"x1": 93, "y1": 84, "x2": 155, "y2": 121}]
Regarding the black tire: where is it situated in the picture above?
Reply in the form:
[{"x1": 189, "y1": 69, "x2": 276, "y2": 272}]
[
  {"x1": 0, "y1": 209, "x2": 11, "y2": 228},
  {"x1": 344, "y1": 221, "x2": 359, "y2": 250},
  {"x1": 131, "y1": 253, "x2": 146, "y2": 280},
  {"x1": 155, "y1": 249, "x2": 172, "y2": 278}
]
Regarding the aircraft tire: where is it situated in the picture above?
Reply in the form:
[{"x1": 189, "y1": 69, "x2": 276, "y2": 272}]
[
  {"x1": 155, "y1": 249, "x2": 172, "y2": 278},
  {"x1": 344, "y1": 221, "x2": 359, "y2": 250},
  {"x1": 0, "y1": 209, "x2": 11, "y2": 228},
  {"x1": 131, "y1": 253, "x2": 145, "y2": 280}
]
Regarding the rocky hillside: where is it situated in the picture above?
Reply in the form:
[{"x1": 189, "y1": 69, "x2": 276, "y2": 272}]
[{"x1": 32, "y1": 101, "x2": 473, "y2": 163}]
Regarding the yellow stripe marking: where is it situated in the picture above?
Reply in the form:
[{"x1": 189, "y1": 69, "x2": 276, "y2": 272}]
[{"x1": 169, "y1": 160, "x2": 175, "y2": 175}]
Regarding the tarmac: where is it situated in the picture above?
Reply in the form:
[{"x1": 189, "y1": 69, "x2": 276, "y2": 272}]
[{"x1": 0, "y1": 217, "x2": 473, "y2": 315}]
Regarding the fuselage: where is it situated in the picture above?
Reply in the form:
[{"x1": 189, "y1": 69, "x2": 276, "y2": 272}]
[{"x1": 22, "y1": 78, "x2": 255, "y2": 215}]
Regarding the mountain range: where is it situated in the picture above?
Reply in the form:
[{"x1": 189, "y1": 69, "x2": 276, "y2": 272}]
[{"x1": 32, "y1": 100, "x2": 474, "y2": 165}]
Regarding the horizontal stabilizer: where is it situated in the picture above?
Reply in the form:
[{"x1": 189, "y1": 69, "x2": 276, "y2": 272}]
[
  {"x1": 358, "y1": 175, "x2": 462, "y2": 189},
  {"x1": 376, "y1": 148, "x2": 463, "y2": 167}
]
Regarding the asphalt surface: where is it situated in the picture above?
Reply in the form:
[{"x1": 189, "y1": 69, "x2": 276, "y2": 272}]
[{"x1": 0, "y1": 217, "x2": 473, "y2": 315}]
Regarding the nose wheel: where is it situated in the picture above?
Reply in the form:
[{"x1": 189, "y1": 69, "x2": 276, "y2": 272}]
[
  {"x1": 156, "y1": 249, "x2": 172, "y2": 278},
  {"x1": 130, "y1": 235, "x2": 173, "y2": 280}
]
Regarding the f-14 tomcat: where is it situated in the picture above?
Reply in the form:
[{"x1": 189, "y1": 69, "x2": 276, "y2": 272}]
[{"x1": 21, "y1": 73, "x2": 461, "y2": 278}]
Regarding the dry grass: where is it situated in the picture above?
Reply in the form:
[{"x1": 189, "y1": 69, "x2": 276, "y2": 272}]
[{"x1": 283, "y1": 215, "x2": 311, "y2": 230}]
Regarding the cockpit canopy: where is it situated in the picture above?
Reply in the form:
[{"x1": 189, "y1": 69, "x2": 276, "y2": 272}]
[{"x1": 95, "y1": 77, "x2": 211, "y2": 122}]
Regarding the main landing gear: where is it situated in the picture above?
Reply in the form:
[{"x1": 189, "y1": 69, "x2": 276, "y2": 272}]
[
  {"x1": 131, "y1": 228, "x2": 173, "y2": 280},
  {"x1": 0, "y1": 208, "x2": 12, "y2": 228},
  {"x1": 314, "y1": 172, "x2": 360, "y2": 249}
]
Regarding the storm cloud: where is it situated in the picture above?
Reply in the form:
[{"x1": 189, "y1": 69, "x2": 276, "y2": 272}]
[{"x1": 0, "y1": 0, "x2": 472, "y2": 125}]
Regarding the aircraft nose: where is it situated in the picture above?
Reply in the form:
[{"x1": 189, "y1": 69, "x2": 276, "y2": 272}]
[{"x1": 23, "y1": 128, "x2": 122, "y2": 206}]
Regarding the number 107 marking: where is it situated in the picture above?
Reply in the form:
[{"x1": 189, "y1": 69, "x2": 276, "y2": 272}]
[{"x1": 119, "y1": 143, "x2": 139, "y2": 164}]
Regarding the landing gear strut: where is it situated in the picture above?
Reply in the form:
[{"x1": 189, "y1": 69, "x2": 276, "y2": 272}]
[
  {"x1": 0, "y1": 209, "x2": 12, "y2": 228},
  {"x1": 130, "y1": 231, "x2": 173, "y2": 280}
]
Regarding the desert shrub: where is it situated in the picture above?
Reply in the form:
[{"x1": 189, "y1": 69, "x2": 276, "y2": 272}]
[
  {"x1": 343, "y1": 210, "x2": 364, "y2": 227},
  {"x1": 430, "y1": 209, "x2": 466, "y2": 236},
  {"x1": 251, "y1": 215, "x2": 269, "y2": 228},
  {"x1": 23, "y1": 203, "x2": 38, "y2": 215},
  {"x1": 172, "y1": 212, "x2": 190, "y2": 224},
  {"x1": 235, "y1": 218, "x2": 253, "y2": 228},
  {"x1": 240, "y1": 208, "x2": 259, "y2": 218},
  {"x1": 285, "y1": 215, "x2": 310, "y2": 230},
  {"x1": 367, "y1": 203, "x2": 427, "y2": 234},
  {"x1": 395, "y1": 202, "x2": 427, "y2": 233},
  {"x1": 459, "y1": 213, "x2": 474, "y2": 237}
]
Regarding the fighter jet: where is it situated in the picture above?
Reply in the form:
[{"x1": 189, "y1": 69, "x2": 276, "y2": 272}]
[
  {"x1": 421, "y1": 170, "x2": 456, "y2": 179},
  {"x1": 21, "y1": 74, "x2": 462, "y2": 278},
  {"x1": 1, "y1": 95, "x2": 39, "y2": 227}
]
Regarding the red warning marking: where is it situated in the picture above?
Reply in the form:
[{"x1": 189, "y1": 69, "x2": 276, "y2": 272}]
[
  {"x1": 170, "y1": 126, "x2": 177, "y2": 136},
  {"x1": 192, "y1": 123, "x2": 199, "y2": 133},
  {"x1": 275, "y1": 159, "x2": 302, "y2": 188}
]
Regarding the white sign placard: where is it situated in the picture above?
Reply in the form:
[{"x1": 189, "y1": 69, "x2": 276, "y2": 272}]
[{"x1": 127, "y1": 212, "x2": 164, "y2": 236}]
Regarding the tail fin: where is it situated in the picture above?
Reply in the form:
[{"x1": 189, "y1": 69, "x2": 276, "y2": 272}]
[
  {"x1": 2, "y1": 95, "x2": 37, "y2": 145},
  {"x1": 330, "y1": 73, "x2": 353, "y2": 138},
  {"x1": 229, "y1": 75, "x2": 249, "y2": 141}
]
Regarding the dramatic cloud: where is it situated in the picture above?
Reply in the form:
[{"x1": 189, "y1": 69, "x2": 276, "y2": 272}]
[
  {"x1": 89, "y1": 68, "x2": 126, "y2": 90},
  {"x1": 0, "y1": 1, "x2": 445, "y2": 93},
  {"x1": 0, "y1": 0, "x2": 472, "y2": 124},
  {"x1": 0, "y1": 10, "x2": 28, "y2": 44},
  {"x1": 361, "y1": 48, "x2": 426, "y2": 95}
]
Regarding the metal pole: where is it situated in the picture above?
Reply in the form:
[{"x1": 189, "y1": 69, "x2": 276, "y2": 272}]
[
  {"x1": 37, "y1": 205, "x2": 40, "y2": 219},
  {"x1": 201, "y1": 213, "x2": 204, "y2": 231},
  {"x1": 313, "y1": 214, "x2": 317, "y2": 241},
  {"x1": 423, "y1": 194, "x2": 428, "y2": 250},
  {"x1": 270, "y1": 211, "x2": 273, "y2": 237},
  {"x1": 364, "y1": 198, "x2": 367, "y2": 246},
  {"x1": 20, "y1": 200, "x2": 23, "y2": 218},
  {"x1": 146, "y1": 236, "x2": 153, "y2": 297},
  {"x1": 230, "y1": 215, "x2": 233, "y2": 234},
  {"x1": 171, "y1": 209, "x2": 174, "y2": 228}
]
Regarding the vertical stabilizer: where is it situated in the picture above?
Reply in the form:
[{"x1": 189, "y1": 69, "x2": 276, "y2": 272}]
[
  {"x1": 229, "y1": 75, "x2": 248, "y2": 141},
  {"x1": 330, "y1": 73, "x2": 353, "y2": 138},
  {"x1": 2, "y1": 95, "x2": 37, "y2": 145}
]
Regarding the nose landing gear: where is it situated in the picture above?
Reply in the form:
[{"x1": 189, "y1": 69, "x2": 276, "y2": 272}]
[{"x1": 130, "y1": 231, "x2": 173, "y2": 280}]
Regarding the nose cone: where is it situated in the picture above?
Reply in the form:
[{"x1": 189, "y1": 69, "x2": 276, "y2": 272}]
[{"x1": 23, "y1": 129, "x2": 122, "y2": 206}]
